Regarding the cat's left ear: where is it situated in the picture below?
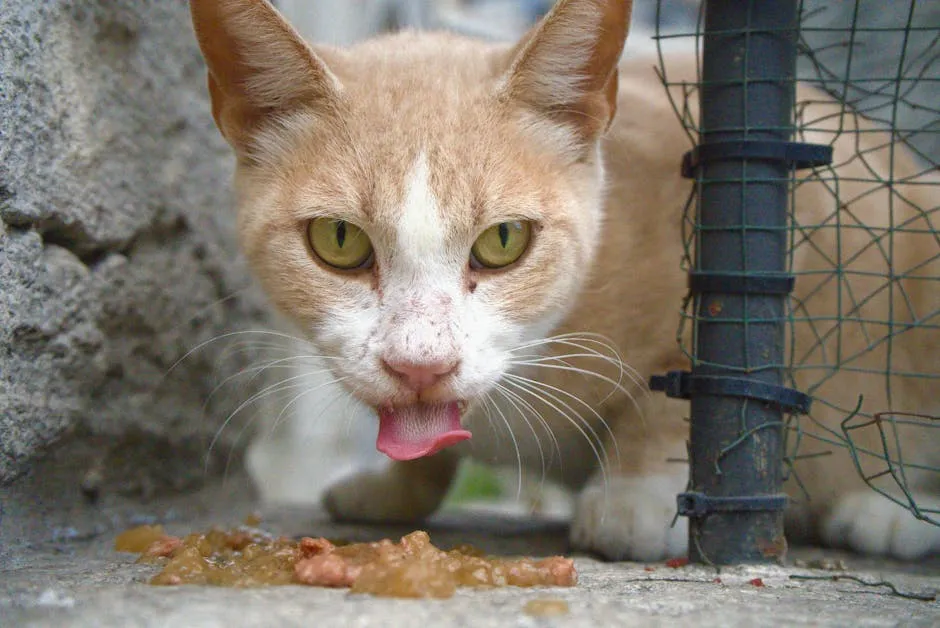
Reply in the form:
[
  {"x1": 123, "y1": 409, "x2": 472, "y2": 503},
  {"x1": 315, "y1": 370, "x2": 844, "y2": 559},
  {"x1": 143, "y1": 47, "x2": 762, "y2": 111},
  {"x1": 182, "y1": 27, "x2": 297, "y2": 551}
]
[
  {"x1": 501, "y1": 0, "x2": 632, "y2": 145},
  {"x1": 190, "y1": 0, "x2": 342, "y2": 156}
]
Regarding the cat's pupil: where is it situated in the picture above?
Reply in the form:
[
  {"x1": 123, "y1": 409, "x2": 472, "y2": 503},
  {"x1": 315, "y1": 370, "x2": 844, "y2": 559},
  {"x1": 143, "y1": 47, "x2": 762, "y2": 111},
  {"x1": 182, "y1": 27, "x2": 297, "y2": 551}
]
[
  {"x1": 336, "y1": 221, "x2": 347, "y2": 248},
  {"x1": 498, "y1": 223, "x2": 509, "y2": 248}
]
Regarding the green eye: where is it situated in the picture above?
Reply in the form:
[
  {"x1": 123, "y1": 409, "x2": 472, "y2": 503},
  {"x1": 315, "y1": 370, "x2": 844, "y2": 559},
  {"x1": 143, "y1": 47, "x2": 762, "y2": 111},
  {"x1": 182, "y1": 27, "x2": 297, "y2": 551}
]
[
  {"x1": 307, "y1": 218, "x2": 374, "y2": 270},
  {"x1": 470, "y1": 221, "x2": 532, "y2": 269}
]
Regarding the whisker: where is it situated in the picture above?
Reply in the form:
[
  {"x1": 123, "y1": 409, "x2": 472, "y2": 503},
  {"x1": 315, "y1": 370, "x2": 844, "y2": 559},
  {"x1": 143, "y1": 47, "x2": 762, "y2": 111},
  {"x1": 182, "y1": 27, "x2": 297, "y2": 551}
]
[
  {"x1": 506, "y1": 360, "x2": 647, "y2": 431},
  {"x1": 213, "y1": 343, "x2": 340, "y2": 376},
  {"x1": 219, "y1": 367, "x2": 337, "y2": 419},
  {"x1": 509, "y1": 331, "x2": 622, "y2": 355},
  {"x1": 216, "y1": 391, "x2": 274, "y2": 486},
  {"x1": 267, "y1": 378, "x2": 349, "y2": 441},
  {"x1": 493, "y1": 383, "x2": 562, "y2": 469},
  {"x1": 204, "y1": 357, "x2": 336, "y2": 410},
  {"x1": 341, "y1": 389, "x2": 361, "y2": 440},
  {"x1": 491, "y1": 384, "x2": 547, "y2": 498},
  {"x1": 492, "y1": 383, "x2": 564, "y2": 505},
  {"x1": 494, "y1": 378, "x2": 577, "y2": 471},
  {"x1": 478, "y1": 393, "x2": 502, "y2": 450},
  {"x1": 220, "y1": 386, "x2": 295, "y2": 487},
  {"x1": 500, "y1": 377, "x2": 610, "y2": 502},
  {"x1": 208, "y1": 382, "x2": 305, "y2": 479},
  {"x1": 502, "y1": 373, "x2": 617, "y2": 468},
  {"x1": 495, "y1": 382, "x2": 545, "y2": 477},
  {"x1": 485, "y1": 389, "x2": 524, "y2": 502},
  {"x1": 513, "y1": 335, "x2": 649, "y2": 398},
  {"x1": 204, "y1": 372, "x2": 351, "y2": 473},
  {"x1": 166, "y1": 329, "x2": 340, "y2": 379},
  {"x1": 509, "y1": 334, "x2": 651, "y2": 425},
  {"x1": 511, "y1": 347, "x2": 648, "y2": 399},
  {"x1": 216, "y1": 339, "x2": 296, "y2": 360},
  {"x1": 228, "y1": 383, "x2": 348, "y2": 489}
]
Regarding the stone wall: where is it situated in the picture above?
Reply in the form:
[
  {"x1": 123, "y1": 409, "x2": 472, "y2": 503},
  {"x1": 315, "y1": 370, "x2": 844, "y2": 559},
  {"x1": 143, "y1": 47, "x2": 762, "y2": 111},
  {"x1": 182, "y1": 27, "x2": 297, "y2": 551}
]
[{"x1": 0, "y1": 0, "x2": 267, "y2": 544}]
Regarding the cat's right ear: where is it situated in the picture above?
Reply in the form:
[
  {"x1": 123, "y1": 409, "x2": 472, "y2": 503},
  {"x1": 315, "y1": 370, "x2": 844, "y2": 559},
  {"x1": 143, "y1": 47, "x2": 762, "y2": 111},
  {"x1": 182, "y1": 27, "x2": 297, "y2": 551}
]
[
  {"x1": 501, "y1": 0, "x2": 632, "y2": 149},
  {"x1": 190, "y1": 0, "x2": 341, "y2": 154}
]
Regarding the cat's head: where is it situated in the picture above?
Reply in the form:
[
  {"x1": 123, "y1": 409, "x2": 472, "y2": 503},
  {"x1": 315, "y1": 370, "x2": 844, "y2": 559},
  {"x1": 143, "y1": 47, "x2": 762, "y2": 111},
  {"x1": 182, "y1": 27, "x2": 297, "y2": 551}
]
[{"x1": 191, "y1": 0, "x2": 632, "y2": 460}]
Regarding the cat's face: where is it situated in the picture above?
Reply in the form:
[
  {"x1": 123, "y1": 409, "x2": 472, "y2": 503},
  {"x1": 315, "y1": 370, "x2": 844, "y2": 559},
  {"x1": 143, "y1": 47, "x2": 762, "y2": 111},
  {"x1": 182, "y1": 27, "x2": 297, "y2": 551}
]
[{"x1": 191, "y1": 0, "x2": 631, "y2": 459}]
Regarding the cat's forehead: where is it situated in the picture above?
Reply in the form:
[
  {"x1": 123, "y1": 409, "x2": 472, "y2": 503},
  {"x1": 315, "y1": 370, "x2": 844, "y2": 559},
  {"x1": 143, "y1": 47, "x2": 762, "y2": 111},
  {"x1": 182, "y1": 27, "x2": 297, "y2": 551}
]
[
  {"x1": 263, "y1": 32, "x2": 569, "y2": 233},
  {"x1": 279, "y1": 117, "x2": 552, "y2": 237},
  {"x1": 288, "y1": 142, "x2": 544, "y2": 240},
  {"x1": 337, "y1": 31, "x2": 505, "y2": 95},
  {"x1": 394, "y1": 152, "x2": 463, "y2": 255}
]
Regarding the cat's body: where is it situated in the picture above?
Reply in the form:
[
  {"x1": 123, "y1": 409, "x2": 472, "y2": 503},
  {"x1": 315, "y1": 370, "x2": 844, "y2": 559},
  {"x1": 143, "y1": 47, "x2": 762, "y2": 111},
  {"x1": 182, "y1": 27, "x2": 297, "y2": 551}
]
[{"x1": 191, "y1": 0, "x2": 940, "y2": 561}]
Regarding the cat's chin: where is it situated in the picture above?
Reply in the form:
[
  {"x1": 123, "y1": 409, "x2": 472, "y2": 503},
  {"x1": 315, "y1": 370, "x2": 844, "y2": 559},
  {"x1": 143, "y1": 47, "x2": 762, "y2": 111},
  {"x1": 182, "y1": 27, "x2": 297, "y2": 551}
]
[{"x1": 375, "y1": 400, "x2": 472, "y2": 461}]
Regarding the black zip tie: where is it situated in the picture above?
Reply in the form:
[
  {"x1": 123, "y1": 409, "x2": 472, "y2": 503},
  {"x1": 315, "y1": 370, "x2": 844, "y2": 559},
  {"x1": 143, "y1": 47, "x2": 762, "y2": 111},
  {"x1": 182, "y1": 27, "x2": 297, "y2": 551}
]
[
  {"x1": 649, "y1": 370, "x2": 813, "y2": 414},
  {"x1": 678, "y1": 491, "x2": 789, "y2": 518},
  {"x1": 689, "y1": 271, "x2": 795, "y2": 296},
  {"x1": 681, "y1": 140, "x2": 834, "y2": 178}
]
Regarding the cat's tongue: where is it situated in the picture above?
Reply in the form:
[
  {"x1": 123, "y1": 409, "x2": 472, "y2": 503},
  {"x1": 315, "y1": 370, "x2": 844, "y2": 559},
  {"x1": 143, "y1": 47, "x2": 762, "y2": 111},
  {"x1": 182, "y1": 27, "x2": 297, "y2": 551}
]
[{"x1": 376, "y1": 402, "x2": 471, "y2": 461}]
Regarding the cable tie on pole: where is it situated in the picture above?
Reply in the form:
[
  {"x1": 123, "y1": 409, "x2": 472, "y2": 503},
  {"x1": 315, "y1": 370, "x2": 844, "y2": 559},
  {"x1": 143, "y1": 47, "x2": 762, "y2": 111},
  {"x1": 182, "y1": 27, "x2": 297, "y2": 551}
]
[
  {"x1": 689, "y1": 271, "x2": 795, "y2": 295},
  {"x1": 681, "y1": 140, "x2": 834, "y2": 179},
  {"x1": 649, "y1": 370, "x2": 813, "y2": 414},
  {"x1": 677, "y1": 491, "x2": 789, "y2": 518}
]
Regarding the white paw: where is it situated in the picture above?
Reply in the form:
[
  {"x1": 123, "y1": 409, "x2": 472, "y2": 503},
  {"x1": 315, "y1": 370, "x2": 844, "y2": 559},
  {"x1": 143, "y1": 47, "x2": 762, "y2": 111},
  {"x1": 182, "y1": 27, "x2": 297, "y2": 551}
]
[
  {"x1": 570, "y1": 474, "x2": 688, "y2": 562},
  {"x1": 821, "y1": 490, "x2": 940, "y2": 560}
]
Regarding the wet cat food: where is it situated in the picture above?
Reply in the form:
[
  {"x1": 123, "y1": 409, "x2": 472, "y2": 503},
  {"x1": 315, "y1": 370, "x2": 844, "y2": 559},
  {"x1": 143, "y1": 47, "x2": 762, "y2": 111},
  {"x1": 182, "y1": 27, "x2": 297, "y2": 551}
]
[{"x1": 116, "y1": 525, "x2": 576, "y2": 598}]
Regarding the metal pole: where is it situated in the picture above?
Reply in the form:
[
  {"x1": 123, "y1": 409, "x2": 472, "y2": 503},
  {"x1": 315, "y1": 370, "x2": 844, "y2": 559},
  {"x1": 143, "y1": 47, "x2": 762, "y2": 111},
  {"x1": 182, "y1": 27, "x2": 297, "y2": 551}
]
[{"x1": 687, "y1": 0, "x2": 798, "y2": 564}]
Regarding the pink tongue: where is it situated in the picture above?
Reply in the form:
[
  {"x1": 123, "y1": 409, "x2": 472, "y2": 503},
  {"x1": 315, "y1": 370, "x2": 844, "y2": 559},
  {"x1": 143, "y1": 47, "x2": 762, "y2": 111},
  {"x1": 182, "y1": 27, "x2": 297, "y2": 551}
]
[{"x1": 376, "y1": 402, "x2": 471, "y2": 461}]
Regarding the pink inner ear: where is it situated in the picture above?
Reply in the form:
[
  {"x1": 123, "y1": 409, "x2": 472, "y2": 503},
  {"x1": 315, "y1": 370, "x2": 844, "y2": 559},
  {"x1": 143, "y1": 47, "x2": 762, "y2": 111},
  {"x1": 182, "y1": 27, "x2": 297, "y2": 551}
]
[{"x1": 377, "y1": 402, "x2": 471, "y2": 461}]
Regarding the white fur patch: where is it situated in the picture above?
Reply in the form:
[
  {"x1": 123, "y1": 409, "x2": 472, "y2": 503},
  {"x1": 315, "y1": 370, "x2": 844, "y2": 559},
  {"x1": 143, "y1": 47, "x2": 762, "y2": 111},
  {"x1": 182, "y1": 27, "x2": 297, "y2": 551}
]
[
  {"x1": 396, "y1": 153, "x2": 446, "y2": 263},
  {"x1": 571, "y1": 472, "x2": 689, "y2": 561},
  {"x1": 822, "y1": 490, "x2": 940, "y2": 560}
]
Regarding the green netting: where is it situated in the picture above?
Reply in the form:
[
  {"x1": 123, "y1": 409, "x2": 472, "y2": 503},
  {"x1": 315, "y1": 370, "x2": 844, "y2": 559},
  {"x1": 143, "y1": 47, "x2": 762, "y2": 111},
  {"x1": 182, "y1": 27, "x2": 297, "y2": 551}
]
[{"x1": 655, "y1": 0, "x2": 939, "y2": 526}]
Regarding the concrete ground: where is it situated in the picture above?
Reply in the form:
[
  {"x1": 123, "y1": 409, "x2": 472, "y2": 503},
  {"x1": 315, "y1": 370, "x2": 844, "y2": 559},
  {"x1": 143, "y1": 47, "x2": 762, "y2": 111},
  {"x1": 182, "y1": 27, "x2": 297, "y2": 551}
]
[{"x1": 2, "y1": 484, "x2": 938, "y2": 628}]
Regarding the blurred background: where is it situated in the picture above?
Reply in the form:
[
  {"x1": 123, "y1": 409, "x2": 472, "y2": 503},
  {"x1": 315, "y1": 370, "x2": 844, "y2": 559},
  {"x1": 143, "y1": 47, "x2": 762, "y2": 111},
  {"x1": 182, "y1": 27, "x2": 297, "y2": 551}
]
[{"x1": 276, "y1": 0, "x2": 697, "y2": 48}]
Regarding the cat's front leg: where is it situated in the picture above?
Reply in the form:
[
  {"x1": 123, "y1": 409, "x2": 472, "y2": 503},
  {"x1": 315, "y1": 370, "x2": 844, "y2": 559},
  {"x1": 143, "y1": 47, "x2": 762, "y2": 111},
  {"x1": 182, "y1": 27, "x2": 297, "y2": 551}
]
[
  {"x1": 570, "y1": 471, "x2": 688, "y2": 561},
  {"x1": 323, "y1": 450, "x2": 459, "y2": 523},
  {"x1": 569, "y1": 396, "x2": 690, "y2": 561}
]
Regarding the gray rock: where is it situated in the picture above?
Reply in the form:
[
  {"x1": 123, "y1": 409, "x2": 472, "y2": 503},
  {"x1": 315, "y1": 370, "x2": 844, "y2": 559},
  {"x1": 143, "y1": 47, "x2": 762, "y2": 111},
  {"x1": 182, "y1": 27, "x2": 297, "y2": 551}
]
[{"x1": 0, "y1": 0, "x2": 269, "y2": 544}]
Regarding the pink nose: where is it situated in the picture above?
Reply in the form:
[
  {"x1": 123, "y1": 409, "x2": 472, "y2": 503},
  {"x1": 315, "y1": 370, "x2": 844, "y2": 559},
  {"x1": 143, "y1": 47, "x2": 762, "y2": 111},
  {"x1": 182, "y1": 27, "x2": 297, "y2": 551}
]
[{"x1": 383, "y1": 358, "x2": 458, "y2": 392}]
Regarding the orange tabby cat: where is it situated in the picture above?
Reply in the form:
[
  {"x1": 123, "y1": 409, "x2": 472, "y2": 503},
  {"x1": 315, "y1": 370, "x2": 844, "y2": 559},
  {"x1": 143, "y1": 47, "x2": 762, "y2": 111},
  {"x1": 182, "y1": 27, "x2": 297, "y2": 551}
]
[{"x1": 190, "y1": 0, "x2": 939, "y2": 560}]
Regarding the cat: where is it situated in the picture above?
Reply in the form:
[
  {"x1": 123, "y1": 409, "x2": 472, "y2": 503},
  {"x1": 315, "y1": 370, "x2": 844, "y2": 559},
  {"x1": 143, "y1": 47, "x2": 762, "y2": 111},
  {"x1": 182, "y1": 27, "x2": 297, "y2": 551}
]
[{"x1": 189, "y1": 0, "x2": 940, "y2": 561}]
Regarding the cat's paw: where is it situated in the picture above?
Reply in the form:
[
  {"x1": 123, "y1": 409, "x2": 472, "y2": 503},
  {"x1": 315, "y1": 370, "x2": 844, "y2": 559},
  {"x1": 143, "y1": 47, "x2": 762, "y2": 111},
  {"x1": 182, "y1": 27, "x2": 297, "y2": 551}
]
[
  {"x1": 322, "y1": 468, "x2": 433, "y2": 523},
  {"x1": 570, "y1": 474, "x2": 687, "y2": 562},
  {"x1": 821, "y1": 490, "x2": 940, "y2": 560},
  {"x1": 323, "y1": 456, "x2": 457, "y2": 524}
]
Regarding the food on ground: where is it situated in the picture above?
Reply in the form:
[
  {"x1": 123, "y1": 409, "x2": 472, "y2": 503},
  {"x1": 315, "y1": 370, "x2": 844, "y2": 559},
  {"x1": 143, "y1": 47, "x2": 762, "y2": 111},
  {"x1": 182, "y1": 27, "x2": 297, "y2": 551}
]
[{"x1": 116, "y1": 525, "x2": 577, "y2": 598}]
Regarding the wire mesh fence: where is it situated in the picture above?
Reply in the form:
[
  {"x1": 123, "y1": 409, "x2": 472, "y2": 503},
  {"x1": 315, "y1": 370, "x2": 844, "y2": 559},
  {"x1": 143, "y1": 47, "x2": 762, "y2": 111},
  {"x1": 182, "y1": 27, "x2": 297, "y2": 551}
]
[
  {"x1": 788, "y1": 0, "x2": 939, "y2": 528},
  {"x1": 653, "y1": 0, "x2": 940, "y2": 562}
]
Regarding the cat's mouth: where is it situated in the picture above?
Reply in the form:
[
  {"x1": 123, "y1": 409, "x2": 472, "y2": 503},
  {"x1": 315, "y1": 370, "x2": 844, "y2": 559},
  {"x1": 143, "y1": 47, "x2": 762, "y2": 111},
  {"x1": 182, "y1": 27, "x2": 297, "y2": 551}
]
[{"x1": 376, "y1": 400, "x2": 471, "y2": 461}]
